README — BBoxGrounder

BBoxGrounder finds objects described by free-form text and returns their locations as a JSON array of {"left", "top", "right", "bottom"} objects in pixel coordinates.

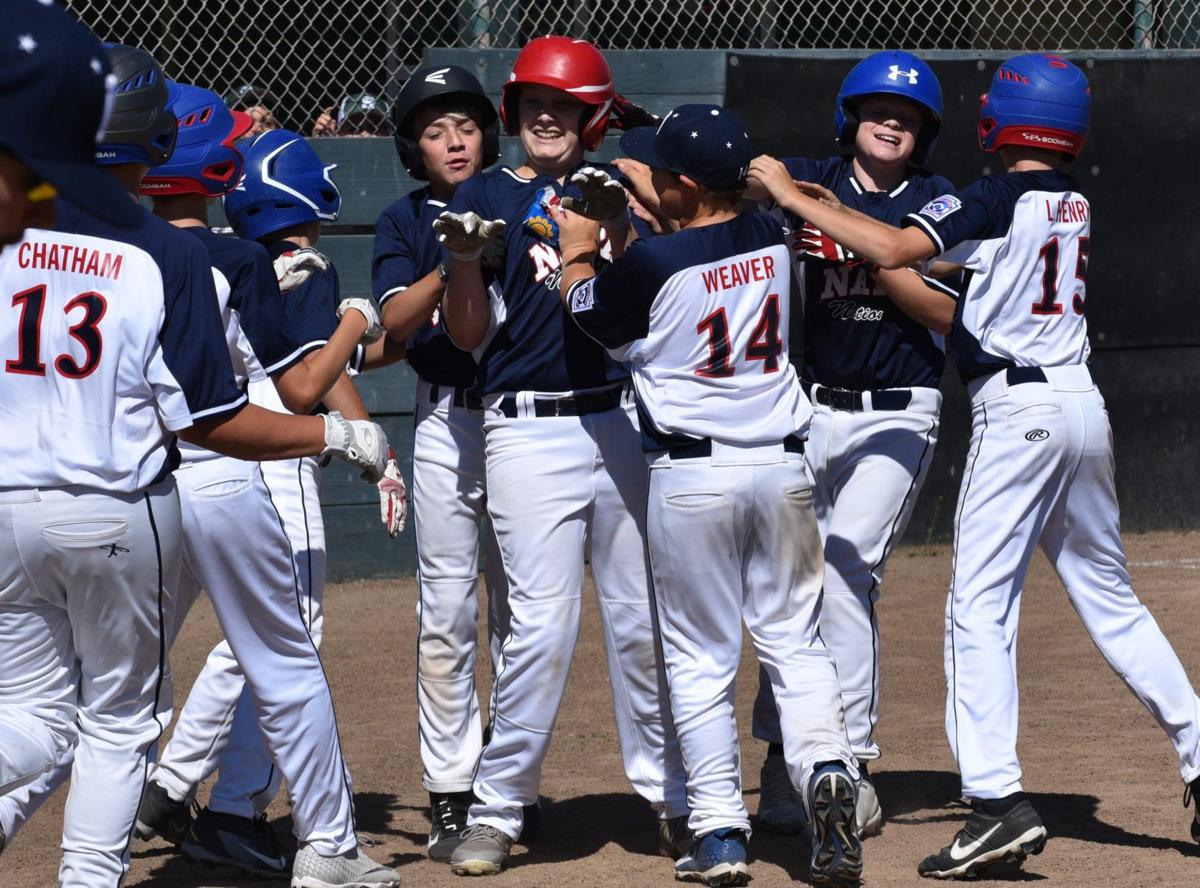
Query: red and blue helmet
[
  {"left": 835, "top": 50, "right": 943, "bottom": 165},
  {"left": 223, "top": 129, "right": 341, "bottom": 241},
  {"left": 140, "top": 82, "right": 253, "bottom": 196},
  {"left": 979, "top": 54, "right": 1090, "bottom": 160}
]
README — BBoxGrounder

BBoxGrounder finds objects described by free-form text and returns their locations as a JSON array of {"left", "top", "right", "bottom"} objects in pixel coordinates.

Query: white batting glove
[
  {"left": 337, "top": 297, "right": 383, "bottom": 344},
  {"left": 378, "top": 448, "right": 408, "bottom": 537},
  {"left": 433, "top": 211, "right": 507, "bottom": 262},
  {"left": 321, "top": 411, "right": 388, "bottom": 483},
  {"left": 274, "top": 246, "right": 330, "bottom": 291},
  {"left": 562, "top": 166, "right": 630, "bottom": 230}
]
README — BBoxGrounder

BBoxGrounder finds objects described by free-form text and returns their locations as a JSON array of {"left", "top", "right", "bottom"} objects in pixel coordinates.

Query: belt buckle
[
  {"left": 829, "top": 386, "right": 853, "bottom": 411},
  {"left": 554, "top": 398, "right": 564, "bottom": 418}
]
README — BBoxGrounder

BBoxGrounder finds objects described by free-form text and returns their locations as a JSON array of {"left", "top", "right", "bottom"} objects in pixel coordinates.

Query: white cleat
[{"left": 290, "top": 843, "right": 401, "bottom": 888}]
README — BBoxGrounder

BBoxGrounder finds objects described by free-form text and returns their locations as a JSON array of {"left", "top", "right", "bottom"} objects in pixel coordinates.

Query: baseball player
[
  {"left": 131, "top": 125, "right": 406, "bottom": 878},
  {"left": 373, "top": 64, "right": 515, "bottom": 861},
  {"left": 752, "top": 53, "right": 1200, "bottom": 879},
  {"left": 743, "top": 51, "right": 958, "bottom": 837},
  {"left": 0, "top": 45, "right": 386, "bottom": 888},
  {"left": 435, "top": 35, "right": 690, "bottom": 876},
  {"left": 555, "top": 103, "right": 863, "bottom": 888},
  {"left": 0, "top": 1, "right": 139, "bottom": 245},
  {"left": 130, "top": 81, "right": 402, "bottom": 886}
]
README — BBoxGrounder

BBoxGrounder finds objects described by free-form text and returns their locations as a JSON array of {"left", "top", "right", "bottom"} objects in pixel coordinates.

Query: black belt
[
  {"left": 427, "top": 383, "right": 472, "bottom": 408},
  {"left": 1005, "top": 366, "right": 1095, "bottom": 386},
  {"left": 668, "top": 434, "right": 805, "bottom": 460},
  {"left": 804, "top": 382, "right": 913, "bottom": 412},
  {"left": 497, "top": 386, "right": 624, "bottom": 419}
]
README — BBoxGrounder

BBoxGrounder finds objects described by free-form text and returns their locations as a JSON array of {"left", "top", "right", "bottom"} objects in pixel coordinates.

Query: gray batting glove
[
  {"left": 433, "top": 211, "right": 507, "bottom": 262},
  {"left": 321, "top": 411, "right": 388, "bottom": 483},
  {"left": 562, "top": 167, "right": 630, "bottom": 230},
  {"left": 273, "top": 246, "right": 330, "bottom": 291},
  {"left": 337, "top": 297, "right": 383, "bottom": 344}
]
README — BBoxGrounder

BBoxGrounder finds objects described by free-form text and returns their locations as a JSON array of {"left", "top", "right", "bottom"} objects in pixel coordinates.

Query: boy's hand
[
  {"left": 549, "top": 203, "right": 602, "bottom": 260},
  {"left": 561, "top": 167, "right": 630, "bottom": 230},
  {"left": 377, "top": 448, "right": 408, "bottom": 537},
  {"left": 274, "top": 246, "right": 330, "bottom": 292},
  {"left": 612, "top": 158, "right": 660, "bottom": 215},
  {"left": 337, "top": 297, "right": 384, "bottom": 343},
  {"left": 795, "top": 180, "right": 843, "bottom": 210},
  {"left": 433, "top": 211, "right": 507, "bottom": 262},
  {"left": 746, "top": 155, "right": 800, "bottom": 204}
]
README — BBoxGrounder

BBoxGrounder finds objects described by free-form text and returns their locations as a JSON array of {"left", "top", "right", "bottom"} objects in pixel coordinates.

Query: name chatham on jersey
[{"left": 17, "top": 240, "right": 124, "bottom": 280}]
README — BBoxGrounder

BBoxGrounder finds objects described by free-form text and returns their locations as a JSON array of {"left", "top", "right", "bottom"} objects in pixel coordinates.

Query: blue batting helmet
[
  {"left": 835, "top": 51, "right": 943, "bottom": 165},
  {"left": 140, "top": 82, "right": 254, "bottom": 197},
  {"left": 223, "top": 129, "right": 341, "bottom": 241},
  {"left": 978, "top": 54, "right": 1090, "bottom": 160},
  {"left": 96, "top": 44, "right": 178, "bottom": 167}
]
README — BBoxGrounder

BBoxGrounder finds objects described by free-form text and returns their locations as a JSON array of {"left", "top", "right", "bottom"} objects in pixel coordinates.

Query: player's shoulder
[
  {"left": 378, "top": 184, "right": 435, "bottom": 230},
  {"left": 267, "top": 238, "right": 340, "bottom": 297},
  {"left": 56, "top": 199, "right": 205, "bottom": 275},
  {"left": 906, "top": 166, "right": 957, "bottom": 197},
  {"left": 631, "top": 212, "right": 784, "bottom": 271},
  {"left": 188, "top": 226, "right": 273, "bottom": 277},
  {"left": 783, "top": 154, "right": 844, "bottom": 183}
]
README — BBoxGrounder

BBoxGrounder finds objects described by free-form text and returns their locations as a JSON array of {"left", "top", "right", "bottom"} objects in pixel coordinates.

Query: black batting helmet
[
  {"left": 391, "top": 65, "right": 499, "bottom": 180},
  {"left": 96, "top": 44, "right": 177, "bottom": 167}
]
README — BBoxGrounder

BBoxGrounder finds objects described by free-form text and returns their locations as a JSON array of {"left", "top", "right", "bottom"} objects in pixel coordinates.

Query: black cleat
[
  {"left": 918, "top": 798, "right": 1047, "bottom": 879},
  {"left": 134, "top": 781, "right": 194, "bottom": 846},
  {"left": 428, "top": 791, "right": 472, "bottom": 862},
  {"left": 807, "top": 763, "right": 863, "bottom": 886},
  {"left": 1187, "top": 777, "right": 1200, "bottom": 844},
  {"left": 181, "top": 807, "right": 289, "bottom": 878}
]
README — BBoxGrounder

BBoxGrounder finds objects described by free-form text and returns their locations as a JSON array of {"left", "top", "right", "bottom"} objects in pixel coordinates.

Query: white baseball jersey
[
  {"left": 904, "top": 169, "right": 1091, "bottom": 377},
  {"left": 566, "top": 212, "right": 809, "bottom": 447},
  {"left": 0, "top": 204, "right": 245, "bottom": 492}
]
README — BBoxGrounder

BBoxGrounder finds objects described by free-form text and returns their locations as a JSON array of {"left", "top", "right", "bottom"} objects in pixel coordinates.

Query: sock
[{"left": 977, "top": 792, "right": 1028, "bottom": 816}]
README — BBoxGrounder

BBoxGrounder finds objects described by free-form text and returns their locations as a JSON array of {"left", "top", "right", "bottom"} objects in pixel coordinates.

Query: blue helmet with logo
[
  {"left": 223, "top": 129, "right": 341, "bottom": 241},
  {"left": 979, "top": 54, "right": 1090, "bottom": 160},
  {"left": 140, "top": 82, "right": 254, "bottom": 197},
  {"left": 835, "top": 50, "right": 943, "bottom": 165}
]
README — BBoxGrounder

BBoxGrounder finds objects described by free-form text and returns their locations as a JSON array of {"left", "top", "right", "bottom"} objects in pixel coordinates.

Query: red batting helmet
[{"left": 500, "top": 36, "right": 615, "bottom": 151}]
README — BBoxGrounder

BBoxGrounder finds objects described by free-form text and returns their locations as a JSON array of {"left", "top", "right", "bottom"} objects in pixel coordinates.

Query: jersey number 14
[{"left": 696, "top": 295, "right": 783, "bottom": 378}]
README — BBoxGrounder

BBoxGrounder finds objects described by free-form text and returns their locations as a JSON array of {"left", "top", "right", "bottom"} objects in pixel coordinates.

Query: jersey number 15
[
  {"left": 6, "top": 284, "right": 106, "bottom": 379},
  {"left": 1033, "top": 236, "right": 1089, "bottom": 317}
]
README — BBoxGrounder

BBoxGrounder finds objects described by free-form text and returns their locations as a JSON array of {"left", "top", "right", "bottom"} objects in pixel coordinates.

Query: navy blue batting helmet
[
  {"left": 223, "top": 129, "right": 340, "bottom": 241},
  {"left": 979, "top": 54, "right": 1090, "bottom": 160},
  {"left": 835, "top": 51, "right": 943, "bottom": 165},
  {"left": 96, "top": 44, "right": 177, "bottom": 167}
]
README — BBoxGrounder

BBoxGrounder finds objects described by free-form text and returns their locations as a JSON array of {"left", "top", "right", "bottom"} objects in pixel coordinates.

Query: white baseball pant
[
  {"left": 0, "top": 479, "right": 180, "bottom": 887},
  {"left": 413, "top": 380, "right": 509, "bottom": 794},
  {"left": 468, "top": 395, "right": 688, "bottom": 838},
  {"left": 648, "top": 442, "right": 856, "bottom": 836},
  {"left": 752, "top": 386, "right": 941, "bottom": 762},
  {"left": 947, "top": 365, "right": 1200, "bottom": 798}
]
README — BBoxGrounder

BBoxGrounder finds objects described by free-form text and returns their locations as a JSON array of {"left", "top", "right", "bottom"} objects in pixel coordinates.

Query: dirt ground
[{"left": 4, "top": 531, "right": 1199, "bottom": 887}]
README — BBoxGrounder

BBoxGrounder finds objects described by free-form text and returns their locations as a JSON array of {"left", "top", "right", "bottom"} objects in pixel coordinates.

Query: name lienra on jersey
[{"left": 529, "top": 235, "right": 614, "bottom": 293}]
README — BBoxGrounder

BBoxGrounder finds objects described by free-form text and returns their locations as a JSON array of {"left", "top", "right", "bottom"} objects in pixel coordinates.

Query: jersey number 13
[{"left": 6, "top": 284, "right": 106, "bottom": 379}]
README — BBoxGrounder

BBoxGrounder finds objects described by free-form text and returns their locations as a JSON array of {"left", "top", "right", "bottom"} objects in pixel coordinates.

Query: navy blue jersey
[
  {"left": 372, "top": 186, "right": 476, "bottom": 388},
  {"left": 447, "top": 164, "right": 632, "bottom": 394},
  {"left": 265, "top": 239, "right": 342, "bottom": 357},
  {"left": 780, "top": 155, "right": 956, "bottom": 390},
  {"left": 903, "top": 169, "right": 1092, "bottom": 381},
  {"left": 188, "top": 227, "right": 303, "bottom": 379}
]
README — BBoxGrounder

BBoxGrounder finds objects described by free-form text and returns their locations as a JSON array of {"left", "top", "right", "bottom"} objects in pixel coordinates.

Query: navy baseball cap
[
  {"left": 0, "top": 1, "right": 139, "bottom": 226},
  {"left": 619, "top": 104, "right": 753, "bottom": 191}
]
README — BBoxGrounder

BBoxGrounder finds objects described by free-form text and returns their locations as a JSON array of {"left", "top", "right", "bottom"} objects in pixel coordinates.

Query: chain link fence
[{"left": 65, "top": 0, "right": 1200, "bottom": 135}]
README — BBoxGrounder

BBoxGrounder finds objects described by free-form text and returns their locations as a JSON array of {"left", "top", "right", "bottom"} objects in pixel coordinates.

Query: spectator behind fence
[
  {"left": 225, "top": 83, "right": 282, "bottom": 135},
  {"left": 312, "top": 93, "right": 394, "bottom": 137}
]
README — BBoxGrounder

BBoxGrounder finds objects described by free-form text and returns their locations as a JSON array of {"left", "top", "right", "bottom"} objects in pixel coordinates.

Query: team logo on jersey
[
  {"left": 829, "top": 299, "right": 885, "bottom": 322},
  {"left": 1025, "top": 429, "right": 1050, "bottom": 441},
  {"left": 919, "top": 194, "right": 962, "bottom": 221},
  {"left": 570, "top": 279, "right": 596, "bottom": 313},
  {"left": 888, "top": 65, "right": 920, "bottom": 85}
]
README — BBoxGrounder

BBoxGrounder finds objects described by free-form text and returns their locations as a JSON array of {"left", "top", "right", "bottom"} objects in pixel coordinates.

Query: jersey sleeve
[
  {"left": 902, "top": 178, "right": 1000, "bottom": 257},
  {"left": 372, "top": 203, "right": 419, "bottom": 307},
  {"left": 281, "top": 266, "right": 341, "bottom": 356},
  {"left": 233, "top": 247, "right": 304, "bottom": 376},
  {"left": 155, "top": 239, "right": 246, "bottom": 430},
  {"left": 564, "top": 239, "right": 663, "bottom": 350},
  {"left": 782, "top": 156, "right": 831, "bottom": 183}
]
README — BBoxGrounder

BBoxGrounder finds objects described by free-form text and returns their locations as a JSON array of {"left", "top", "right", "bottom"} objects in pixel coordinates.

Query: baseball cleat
[
  {"left": 757, "top": 752, "right": 807, "bottom": 834},
  {"left": 1186, "top": 777, "right": 1200, "bottom": 843},
  {"left": 291, "top": 842, "right": 401, "bottom": 887},
  {"left": 428, "top": 791, "right": 471, "bottom": 862},
  {"left": 659, "top": 813, "right": 694, "bottom": 860},
  {"left": 518, "top": 800, "right": 542, "bottom": 845},
  {"left": 181, "top": 807, "right": 289, "bottom": 878},
  {"left": 856, "top": 766, "right": 883, "bottom": 838},
  {"left": 673, "top": 828, "right": 750, "bottom": 887},
  {"left": 807, "top": 763, "right": 863, "bottom": 886},
  {"left": 449, "top": 824, "right": 513, "bottom": 876},
  {"left": 917, "top": 798, "right": 1047, "bottom": 879},
  {"left": 134, "top": 780, "right": 194, "bottom": 845}
]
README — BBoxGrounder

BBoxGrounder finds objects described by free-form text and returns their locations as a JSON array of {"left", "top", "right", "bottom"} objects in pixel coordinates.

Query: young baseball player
[
  {"left": 742, "top": 51, "right": 958, "bottom": 838},
  {"left": 752, "top": 53, "right": 1200, "bottom": 879},
  {"left": 128, "top": 82, "right": 402, "bottom": 886},
  {"left": 435, "top": 35, "right": 690, "bottom": 876},
  {"left": 0, "top": 45, "right": 387, "bottom": 888},
  {"left": 554, "top": 103, "right": 862, "bottom": 888},
  {"left": 130, "top": 125, "right": 405, "bottom": 880},
  {"left": 372, "top": 64, "right": 517, "bottom": 861}
]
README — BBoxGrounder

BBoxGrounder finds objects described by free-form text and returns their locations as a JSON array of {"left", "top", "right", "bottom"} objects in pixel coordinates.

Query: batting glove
[
  {"left": 378, "top": 448, "right": 408, "bottom": 537},
  {"left": 337, "top": 297, "right": 384, "bottom": 344},
  {"left": 562, "top": 167, "right": 630, "bottom": 231},
  {"left": 321, "top": 411, "right": 388, "bottom": 483},
  {"left": 433, "top": 211, "right": 507, "bottom": 262},
  {"left": 274, "top": 246, "right": 330, "bottom": 291}
]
